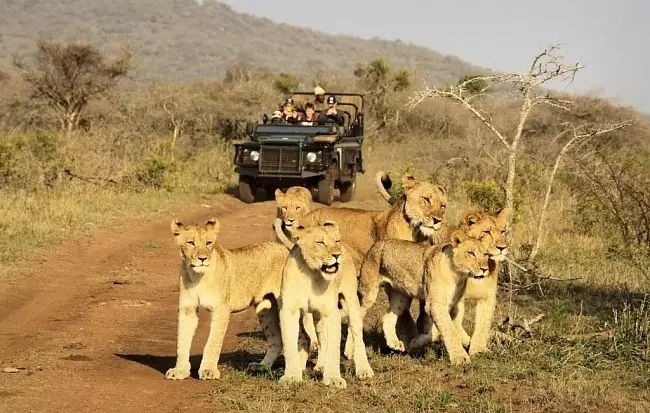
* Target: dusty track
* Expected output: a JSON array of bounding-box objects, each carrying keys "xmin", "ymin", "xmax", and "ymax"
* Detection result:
[{"xmin": 0, "ymin": 177, "xmax": 384, "ymax": 412}]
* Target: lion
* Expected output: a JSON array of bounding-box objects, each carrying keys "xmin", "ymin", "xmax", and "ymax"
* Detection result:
[
  {"xmin": 278, "ymin": 220, "xmax": 374, "ymax": 389},
  {"xmin": 291, "ymin": 173, "xmax": 447, "ymax": 352},
  {"xmin": 357, "ymin": 229, "xmax": 490, "ymax": 366},
  {"xmin": 165, "ymin": 217, "xmax": 289, "ymax": 380},
  {"xmin": 273, "ymin": 186, "xmax": 312, "ymax": 248}
]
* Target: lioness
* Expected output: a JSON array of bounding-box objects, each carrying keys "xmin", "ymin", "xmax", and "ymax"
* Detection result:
[
  {"xmin": 273, "ymin": 186, "xmax": 319, "ymax": 349},
  {"xmin": 274, "ymin": 186, "xmax": 312, "ymax": 245},
  {"xmin": 358, "ymin": 230, "xmax": 490, "ymax": 365},
  {"xmin": 292, "ymin": 173, "xmax": 447, "ymax": 350},
  {"xmin": 166, "ymin": 217, "xmax": 289, "ymax": 380},
  {"xmin": 279, "ymin": 220, "xmax": 374, "ymax": 389}
]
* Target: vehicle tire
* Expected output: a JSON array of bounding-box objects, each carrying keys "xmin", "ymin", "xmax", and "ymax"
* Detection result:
[
  {"xmin": 238, "ymin": 176, "xmax": 256, "ymax": 204},
  {"xmin": 318, "ymin": 165, "xmax": 336, "ymax": 206},
  {"xmin": 339, "ymin": 177, "xmax": 356, "ymax": 203}
]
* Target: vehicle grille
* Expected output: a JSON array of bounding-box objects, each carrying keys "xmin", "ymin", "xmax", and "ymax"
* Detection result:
[{"xmin": 260, "ymin": 146, "xmax": 300, "ymax": 173}]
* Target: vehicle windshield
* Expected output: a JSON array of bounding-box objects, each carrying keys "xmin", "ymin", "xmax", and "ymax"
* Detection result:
[{"xmin": 256, "ymin": 125, "xmax": 334, "ymax": 135}]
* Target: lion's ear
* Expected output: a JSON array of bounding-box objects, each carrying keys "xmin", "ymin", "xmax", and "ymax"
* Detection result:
[
  {"xmin": 204, "ymin": 217, "xmax": 220, "ymax": 233},
  {"xmin": 401, "ymin": 173, "xmax": 418, "ymax": 191},
  {"xmin": 465, "ymin": 213, "xmax": 480, "ymax": 226},
  {"xmin": 274, "ymin": 188, "xmax": 284, "ymax": 200},
  {"xmin": 171, "ymin": 219, "xmax": 184, "ymax": 243},
  {"xmin": 450, "ymin": 229, "xmax": 466, "ymax": 246},
  {"xmin": 496, "ymin": 207, "xmax": 510, "ymax": 227}
]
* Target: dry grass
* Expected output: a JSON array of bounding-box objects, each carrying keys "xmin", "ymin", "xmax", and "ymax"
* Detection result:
[{"xmin": 0, "ymin": 182, "xmax": 214, "ymax": 278}]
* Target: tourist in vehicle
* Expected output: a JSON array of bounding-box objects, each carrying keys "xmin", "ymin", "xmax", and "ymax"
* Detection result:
[
  {"xmin": 270, "ymin": 110, "xmax": 284, "ymax": 124},
  {"xmin": 318, "ymin": 95, "xmax": 344, "ymax": 125},
  {"xmin": 281, "ymin": 98, "xmax": 301, "ymax": 123},
  {"xmin": 313, "ymin": 85, "xmax": 327, "ymax": 111},
  {"xmin": 300, "ymin": 102, "xmax": 318, "ymax": 125}
]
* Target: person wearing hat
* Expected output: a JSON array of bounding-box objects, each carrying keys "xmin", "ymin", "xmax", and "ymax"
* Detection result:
[
  {"xmin": 270, "ymin": 110, "xmax": 284, "ymax": 124},
  {"xmin": 313, "ymin": 85, "xmax": 327, "ymax": 112},
  {"xmin": 318, "ymin": 95, "xmax": 344, "ymax": 125},
  {"xmin": 281, "ymin": 97, "xmax": 301, "ymax": 123}
]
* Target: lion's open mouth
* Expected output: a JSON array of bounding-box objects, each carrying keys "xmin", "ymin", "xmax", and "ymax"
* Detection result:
[{"xmin": 321, "ymin": 262, "xmax": 340, "ymax": 274}]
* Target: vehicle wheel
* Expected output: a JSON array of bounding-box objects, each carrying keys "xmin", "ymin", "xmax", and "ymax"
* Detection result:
[
  {"xmin": 339, "ymin": 177, "xmax": 356, "ymax": 203},
  {"xmin": 238, "ymin": 176, "xmax": 256, "ymax": 204},
  {"xmin": 318, "ymin": 166, "xmax": 335, "ymax": 206}
]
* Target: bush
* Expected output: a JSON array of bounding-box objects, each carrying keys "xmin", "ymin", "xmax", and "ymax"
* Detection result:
[
  {"xmin": 123, "ymin": 156, "xmax": 178, "ymax": 190},
  {"xmin": 463, "ymin": 179, "xmax": 505, "ymax": 214}
]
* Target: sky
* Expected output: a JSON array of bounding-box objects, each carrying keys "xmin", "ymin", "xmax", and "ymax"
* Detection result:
[{"xmin": 220, "ymin": 0, "xmax": 650, "ymax": 113}]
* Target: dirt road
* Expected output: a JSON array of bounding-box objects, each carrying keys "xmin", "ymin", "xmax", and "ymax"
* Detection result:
[{"xmin": 0, "ymin": 178, "xmax": 384, "ymax": 412}]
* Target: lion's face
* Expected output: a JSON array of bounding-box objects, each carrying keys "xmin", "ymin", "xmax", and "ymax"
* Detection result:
[
  {"xmin": 449, "ymin": 229, "xmax": 490, "ymax": 279},
  {"xmin": 171, "ymin": 217, "xmax": 220, "ymax": 274},
  {"xmin": 464, "ymin": 208, "xmax": 509, "ymax": 262},
  {"xmin": 293, "ymin": 220, "xmax": 343, "ymax": 281},
  {"xmin": 402, "ymin": 175, "xmax": 447, "ymax": 238},
  {"xmin": 275, "ymin": 188, "xmax": 311, "ymax": 233}
]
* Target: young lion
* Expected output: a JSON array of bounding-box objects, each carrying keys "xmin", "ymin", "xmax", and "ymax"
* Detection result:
[
  {"xmin": 279, "ymin": 220, "xmax": 374, "ymax": 389},
  {"xmin": 273, "ymin": 186, "xmax": 312, "ymax": 248},
  {"xmin": 358, "ymin": 230, "xmax": 490, "ymax": 365},
  {"xmin": 296, "ymin": 174, "xmax": 448, "ymax": 348},
  {"xmin": 165, "ymin": 217, "xmax": 289, "ymax": 380}
]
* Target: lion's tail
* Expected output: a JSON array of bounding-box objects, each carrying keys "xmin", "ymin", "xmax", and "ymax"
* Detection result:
[
  {"xmin": 273, "ymin": 217, "xmax": 296, "ymax": 250},
  {"xmin": 374, "ymin": 171, "xmax": 394, "ymax": 205}
]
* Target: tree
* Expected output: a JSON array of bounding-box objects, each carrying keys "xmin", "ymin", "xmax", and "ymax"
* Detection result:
[
  {"xmin": 409, "ymin": 44, "xmax": 631, "ymax": 251},
  {"xmin": 354, "ymin": 58, "xmax": 410, "ymax": 122},
  {"xmin": 13, "ymin": 38, "xmax": 133, "ymax": 133},
  {"xmin": 273, "ymin": 73, "xmax": 300, "ymax": 95},
  {"xmin": 458, "ymin": 74, "xmax": 487, "ymax": 95}
]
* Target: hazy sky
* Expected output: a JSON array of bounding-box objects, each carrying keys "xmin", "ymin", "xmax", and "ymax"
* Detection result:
[{"xmin": 220, "ymin": 0, "xmax": 649, "ymax": 112}]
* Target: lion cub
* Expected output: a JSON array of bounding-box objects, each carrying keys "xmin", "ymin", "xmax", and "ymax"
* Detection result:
[
  {"xmin": 358, "ymin": 230, "xmax": 489, "ymax": 365},
  {"xmin": 279, "ymin": 220, "xmax": 374, "ymax": 389},
  {"xmin": 166, "ymin": 217, "xmax": 289, "ymax": 380}
]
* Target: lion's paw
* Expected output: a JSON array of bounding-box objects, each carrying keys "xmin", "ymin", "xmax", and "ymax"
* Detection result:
[
  {"xmin": 165, "ymin": 366, "xmax": 191, "ymax": 380},
  {"xmin": 279, "ymin": 372, "xmax": 302, "ymax": 385},
  {"xmin": 449, "ymin": 350, "xmax": 471, "ymax": 366},
  {"xmin": 247, "ymin": 361, "xmax": 270, "ymax": 372},
  {"xmin": 323, "ymin": 375, "xmax": 347, "ymax": 389},
  {"xmin": 386, "ymin": 338, "xmax": 406, "ymax": 352},
  {"xmin": 198, "ymin": 366, "xmax": 221, "ymax": 380},
  {"xmin": 468, "ymin": 344, "xmax": 489, "ymax": 356},
  {"xmin": 355, "ymin": 364, "xmax": 374, "ymax": 380}
]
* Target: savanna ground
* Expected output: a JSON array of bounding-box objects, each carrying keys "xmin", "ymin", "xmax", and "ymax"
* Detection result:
[
  {"xmin": 1, "ymin": 37, "xmax": 650, "ymax": 412},
  {"xmin": 1, "ymin": 172, "xmax": 649, "ymax": 413}
]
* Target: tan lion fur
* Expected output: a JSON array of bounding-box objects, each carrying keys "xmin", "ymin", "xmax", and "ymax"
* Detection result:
[
  {"xmin": 296, "ymin": 174, "xmax": 448, "ymax": 352},
  {"xmin": 273, "ymin": 186, "xmax": 313, "ymax": 250},
  {"xmin": 357, "ymin": 230, "xmax": 490, "ymax": 366},
  {"xmin": 278, "ymin": 220, "xmax": 374, "ymax": 389},
  {"xmin": 165, "ymin": 217, "xmax": 289, "ymax": 380}
]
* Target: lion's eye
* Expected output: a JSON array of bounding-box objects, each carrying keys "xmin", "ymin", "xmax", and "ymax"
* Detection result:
[
  {"xmin": 317, "ymin": 241, "xmax": 326, "ymax": 246},
  {"xmin": 206, "ymin": 241, "xmax": 213, "ymax": 246},
  {"xmin": 423, "ymin": 197, "xmax": 430, "ymax": 204},
  {"xmin": 501, "ymin": 230, "xmax": 506, "ymax": 235},
  {"xmin": 296, "ymin": 206, "xmax": 301, "ymax": 210},
  {"xmin": 468, "ymin": 251, "xmax": 476, "ymax": 258},
  {"xmin": 483, "ymin": 230, "xmax": 491, "ymax": 234},
  {"xmin": 187, "ymin": 241, "xmax": 195, "ymax": 246},
  {"xmin": 441, "ymin": 204, "xmax": 446, "ymax": 209},
  {"xmin": 282, "ymin": 206, "xmax": 287, "ymax": 211}
]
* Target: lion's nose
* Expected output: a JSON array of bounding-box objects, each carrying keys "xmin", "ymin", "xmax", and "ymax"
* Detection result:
[
  {"xmin": 432, "ymin": 217, "xmax": 442, "ymax": 224},
  {"xmin": 198, "ymin": 256, "xmax": 208, "ymax": 263},
  {"xmin": 497, "ymin": 245, "xmax": 506, "ymax": 252},
  {"xmin": 331, "ymin": 253, "xmax": 341, "ymax": 261}
]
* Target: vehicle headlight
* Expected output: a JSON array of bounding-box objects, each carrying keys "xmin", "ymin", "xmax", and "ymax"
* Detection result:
[
  {"xmin": 250, "ymin": 150, "xmax": 259, "ymax": 162},
  {"xmin": 306, "ymin": 152, "xmax": 317, "ymax": 163}
]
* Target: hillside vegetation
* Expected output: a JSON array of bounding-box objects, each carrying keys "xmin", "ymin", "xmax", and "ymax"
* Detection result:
[
  {"xmin": 0, "ymin": 0, "xmax": 486, "ymax": 85},
  {"xmin": 1, "ymin": 5, "xmax": 649, "ymax": 410}
]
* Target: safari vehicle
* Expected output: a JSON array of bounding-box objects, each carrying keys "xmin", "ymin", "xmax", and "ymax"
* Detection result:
[{"xmin": 233, "ymin": 92, "xmax": 365, "ymax": 206}]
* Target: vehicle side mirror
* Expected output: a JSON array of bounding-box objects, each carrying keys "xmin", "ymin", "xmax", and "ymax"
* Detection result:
[
  {"xmin": 262, "ymin": 114, "xmax": 268, "ymax": 125},
  {"xmin": 246, "ymin": 122, "xmax": 256, "ymax": 136}
]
